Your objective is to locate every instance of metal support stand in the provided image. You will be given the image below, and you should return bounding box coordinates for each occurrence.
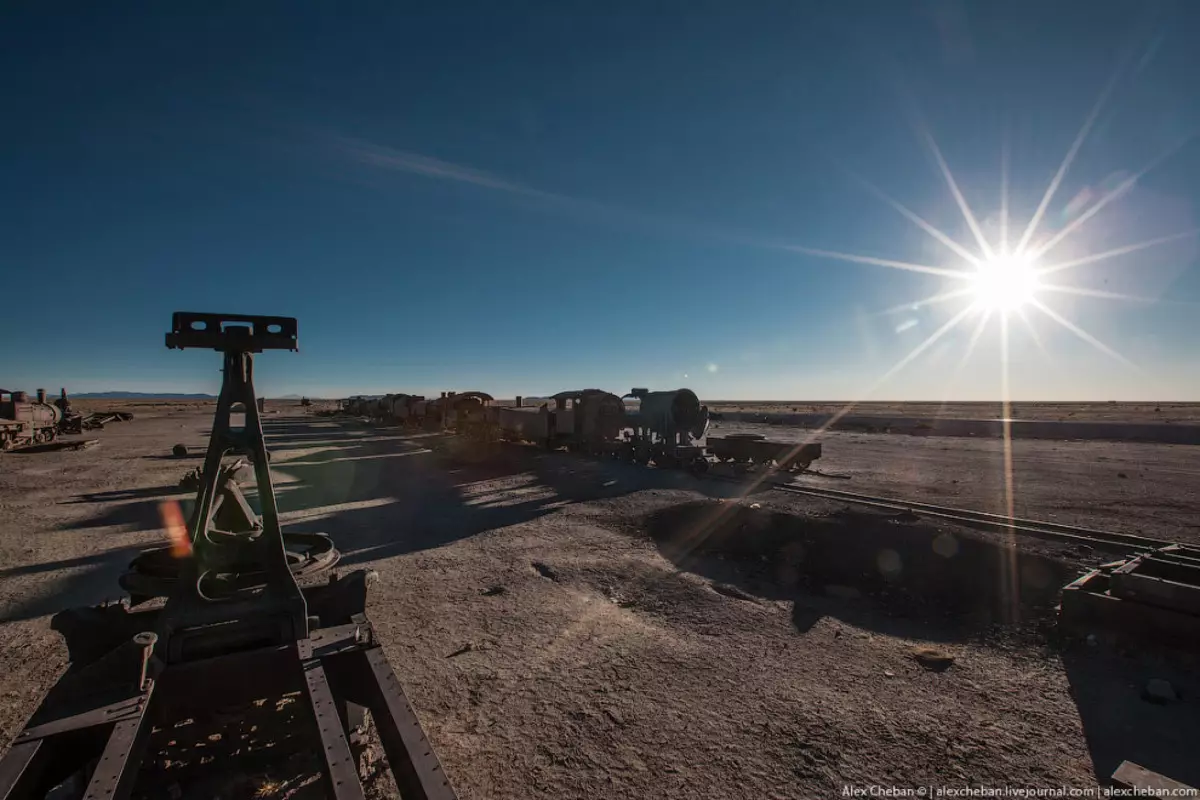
[0,313,458,800]
[157,314,309,663]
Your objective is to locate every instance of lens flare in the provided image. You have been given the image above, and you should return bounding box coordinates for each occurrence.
[159,500,192,558]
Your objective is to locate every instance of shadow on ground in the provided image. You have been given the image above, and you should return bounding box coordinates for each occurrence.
[66,485,189,504]
[0,547,144,623]
[642,500,1073,644]
[1063,645,1200,788]
[270,430,735,568]
[38,417,736,620]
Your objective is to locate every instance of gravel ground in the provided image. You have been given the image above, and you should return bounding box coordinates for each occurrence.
[1,406,1197,797]
[714,421,1200,543]
[705,401,1200,424]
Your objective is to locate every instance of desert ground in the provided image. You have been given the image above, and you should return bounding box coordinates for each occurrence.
[1,400,1198,797]
[705,401,1200,424]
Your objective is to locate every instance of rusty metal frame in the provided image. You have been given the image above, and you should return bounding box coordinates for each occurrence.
[0,313,458,800]
[1060,545,1200,649]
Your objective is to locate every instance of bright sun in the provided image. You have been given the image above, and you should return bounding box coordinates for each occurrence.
[970,254,1041,311]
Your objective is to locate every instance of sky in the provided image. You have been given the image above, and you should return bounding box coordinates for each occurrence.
[2,1,1199,401]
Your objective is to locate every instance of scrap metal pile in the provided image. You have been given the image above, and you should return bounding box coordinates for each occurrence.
[341,388,822,474]
[0,313,457,800]
[60,410,135,434]
[1061,543,1200,648]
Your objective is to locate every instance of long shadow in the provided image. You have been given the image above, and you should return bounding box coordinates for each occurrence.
[0,547,143,623]
[59,499,167,532]
[65,485,188,504]
[36,419,745,624]
[642,501,1072,644]
[272,437,568,564]
[268,424,726,567]
[1063,645,1200,787]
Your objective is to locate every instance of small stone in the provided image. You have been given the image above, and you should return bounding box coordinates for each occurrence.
[749,503,762,509]
[912,646,955,671]
[172,443,188,457]
[1117,472,1128,479]
[605,707,625,725]
[1143,678,1178,704]
[884,670,895,677]
[482,585,506,596]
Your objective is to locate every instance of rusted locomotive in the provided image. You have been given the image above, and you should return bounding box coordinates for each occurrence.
[489,389,627,452]
[344,386,822,473]
[0,388,62,450]
[363,390,494,432]
[485,387,820,472]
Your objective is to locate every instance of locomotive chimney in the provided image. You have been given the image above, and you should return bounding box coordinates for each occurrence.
[36,389,46,404]
[515,396,522,407]
[61,388,67,401]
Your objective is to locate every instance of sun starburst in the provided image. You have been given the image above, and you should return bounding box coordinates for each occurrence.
[757,55,1198,618]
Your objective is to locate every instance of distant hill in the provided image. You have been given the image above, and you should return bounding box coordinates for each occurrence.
[72,392,217,399]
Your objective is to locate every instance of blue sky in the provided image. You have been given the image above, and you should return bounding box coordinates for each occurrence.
[3,1,1198,401]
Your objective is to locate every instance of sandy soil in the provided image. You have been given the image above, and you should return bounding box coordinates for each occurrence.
[714,422,1200,543]
[706,401,1200,424]
[1,406,1197,797]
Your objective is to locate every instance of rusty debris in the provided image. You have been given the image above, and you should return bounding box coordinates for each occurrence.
[1060,544,1200,649]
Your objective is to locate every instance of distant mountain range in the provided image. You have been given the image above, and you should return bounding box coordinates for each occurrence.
[72,392,217,399]
[71,392,314,400]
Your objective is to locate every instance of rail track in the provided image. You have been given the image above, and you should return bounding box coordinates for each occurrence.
[353,416,1176,555]
[754,479,1173,553]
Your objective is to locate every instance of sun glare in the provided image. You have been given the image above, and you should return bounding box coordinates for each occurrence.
[970,254,1040,311]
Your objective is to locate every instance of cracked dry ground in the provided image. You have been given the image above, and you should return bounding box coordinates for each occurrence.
[1,409,1198,798]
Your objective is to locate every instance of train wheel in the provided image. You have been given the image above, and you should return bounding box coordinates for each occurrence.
[690,458,710,475]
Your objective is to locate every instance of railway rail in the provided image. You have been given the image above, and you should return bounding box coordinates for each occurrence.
[756,480,1173,553]
[345,406,1175,555]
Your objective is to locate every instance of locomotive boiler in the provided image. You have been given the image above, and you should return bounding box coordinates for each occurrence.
[619,388,710,469]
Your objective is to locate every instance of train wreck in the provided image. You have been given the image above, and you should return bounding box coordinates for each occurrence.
[347,386,822,475]
[0,388,134,451]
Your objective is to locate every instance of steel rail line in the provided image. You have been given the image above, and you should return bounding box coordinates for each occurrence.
[757,479,1172,553]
